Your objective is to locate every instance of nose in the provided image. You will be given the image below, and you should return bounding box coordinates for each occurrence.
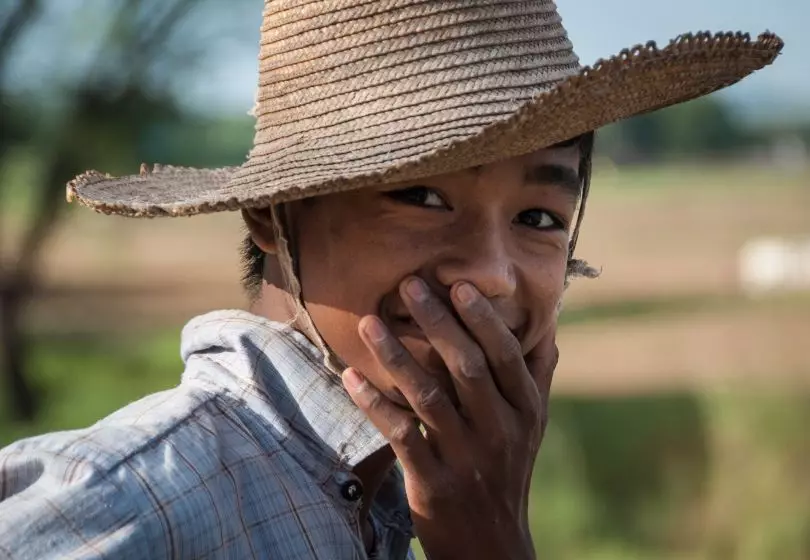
[434,224,517,300]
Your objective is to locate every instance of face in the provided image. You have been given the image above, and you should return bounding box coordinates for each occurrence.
[288,145,581,406]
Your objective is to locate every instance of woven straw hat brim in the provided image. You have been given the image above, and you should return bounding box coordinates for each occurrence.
[67,31,783,218]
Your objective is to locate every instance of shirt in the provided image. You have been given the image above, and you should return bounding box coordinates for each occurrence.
[0,310,414,559]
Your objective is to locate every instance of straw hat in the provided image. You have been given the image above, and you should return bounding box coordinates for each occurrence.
[66,0,783,218]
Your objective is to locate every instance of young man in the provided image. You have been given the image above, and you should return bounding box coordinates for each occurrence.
[0,1,782,559]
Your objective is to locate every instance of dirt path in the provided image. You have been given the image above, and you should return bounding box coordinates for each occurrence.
[556,298,810,394]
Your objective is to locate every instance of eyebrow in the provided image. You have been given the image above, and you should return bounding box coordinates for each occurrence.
[523,164,581,201]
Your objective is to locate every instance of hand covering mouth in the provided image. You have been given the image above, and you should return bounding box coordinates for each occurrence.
[386,308,527,347]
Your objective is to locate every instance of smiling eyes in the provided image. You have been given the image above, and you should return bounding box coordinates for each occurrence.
[386,186,446,209]
[383,186,564,231]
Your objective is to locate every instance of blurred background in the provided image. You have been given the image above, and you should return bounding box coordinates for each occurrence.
[0,1,808,558]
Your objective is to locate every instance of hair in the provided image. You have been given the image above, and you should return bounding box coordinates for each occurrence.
[566,131,600,282]
[240,131,598,298]
[241,232,267,299]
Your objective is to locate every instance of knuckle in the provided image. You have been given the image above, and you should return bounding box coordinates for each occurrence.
[459,295,486,321]
[416,384,447,410]
[382,342,410,370]
[365,389,384,411]
[497,336,523,368]
[468,297,494,322]
[456,349,488,379]
[481,416,506,442]
[422,299,447,329]
[487,415,521,447]
[388,420,417,445]
[426,472,457,499]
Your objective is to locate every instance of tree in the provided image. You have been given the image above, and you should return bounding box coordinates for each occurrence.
[597,96,750,164]
[0,0,44,422]
[0,0,252,421]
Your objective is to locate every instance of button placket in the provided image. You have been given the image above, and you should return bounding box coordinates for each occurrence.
[334,471,364,507]
[340,479,363,502]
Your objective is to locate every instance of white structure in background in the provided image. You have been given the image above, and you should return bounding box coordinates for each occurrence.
[739,237,810,295]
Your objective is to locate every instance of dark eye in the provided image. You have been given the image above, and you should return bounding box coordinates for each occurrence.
[516,209,563,231]
[384,186,449,209]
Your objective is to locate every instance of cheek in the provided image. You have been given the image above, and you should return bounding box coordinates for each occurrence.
[298,248,380,366]
[295,212,429,379]
[522,247,568,332]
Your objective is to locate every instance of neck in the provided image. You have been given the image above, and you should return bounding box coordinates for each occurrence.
[250,279,297,323]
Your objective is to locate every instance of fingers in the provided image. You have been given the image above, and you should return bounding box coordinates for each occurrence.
[525,330,558,398]
[341,367,437,471]
[357,315,464,440]
[399,278,502,415]
[449,282,540,413]
[524,329,559,434]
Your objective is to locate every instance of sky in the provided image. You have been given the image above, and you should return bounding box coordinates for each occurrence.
[9,0,809,123]
[189,0,809,123]
[561,0,810,122]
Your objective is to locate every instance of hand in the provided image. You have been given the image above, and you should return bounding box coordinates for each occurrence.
[341,277,559,560]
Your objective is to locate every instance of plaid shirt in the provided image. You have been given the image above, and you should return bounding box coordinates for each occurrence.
[0,310,414,559]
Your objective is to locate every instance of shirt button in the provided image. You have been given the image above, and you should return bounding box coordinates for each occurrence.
[340,480,363,502]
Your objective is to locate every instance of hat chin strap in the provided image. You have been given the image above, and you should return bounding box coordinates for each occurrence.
[269,204,347,377]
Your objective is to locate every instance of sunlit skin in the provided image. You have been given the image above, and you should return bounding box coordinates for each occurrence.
[245,143,581,558]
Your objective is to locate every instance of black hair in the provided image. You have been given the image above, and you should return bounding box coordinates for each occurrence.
[239,131,597,297]
[567,131,600,280]
[241,230,266,300]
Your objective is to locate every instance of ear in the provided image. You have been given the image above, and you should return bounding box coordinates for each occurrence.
[241,208,277,254]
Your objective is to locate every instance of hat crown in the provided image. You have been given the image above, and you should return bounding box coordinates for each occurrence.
[67,0,782,218]
[249,0,580,161]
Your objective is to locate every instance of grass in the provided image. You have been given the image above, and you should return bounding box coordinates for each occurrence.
[1,330,808,559]
[0,329,182,443]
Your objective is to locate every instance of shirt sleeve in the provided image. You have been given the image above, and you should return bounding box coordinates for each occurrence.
[0,442,170,560]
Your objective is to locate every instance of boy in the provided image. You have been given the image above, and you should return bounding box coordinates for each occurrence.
[0,1,782,558]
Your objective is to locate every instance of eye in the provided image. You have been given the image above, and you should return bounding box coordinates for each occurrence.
[516,209,564,231]
[384,186,450,210]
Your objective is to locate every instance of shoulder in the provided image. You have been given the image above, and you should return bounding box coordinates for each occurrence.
[2,383,217,474]
[0,383,256,559]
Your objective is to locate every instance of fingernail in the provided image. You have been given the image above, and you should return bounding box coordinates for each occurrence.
[343,368,365,390]
[456,283,477,305]
[405,278,428,302]
[405,278,428,301]
[364,317,387,342]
